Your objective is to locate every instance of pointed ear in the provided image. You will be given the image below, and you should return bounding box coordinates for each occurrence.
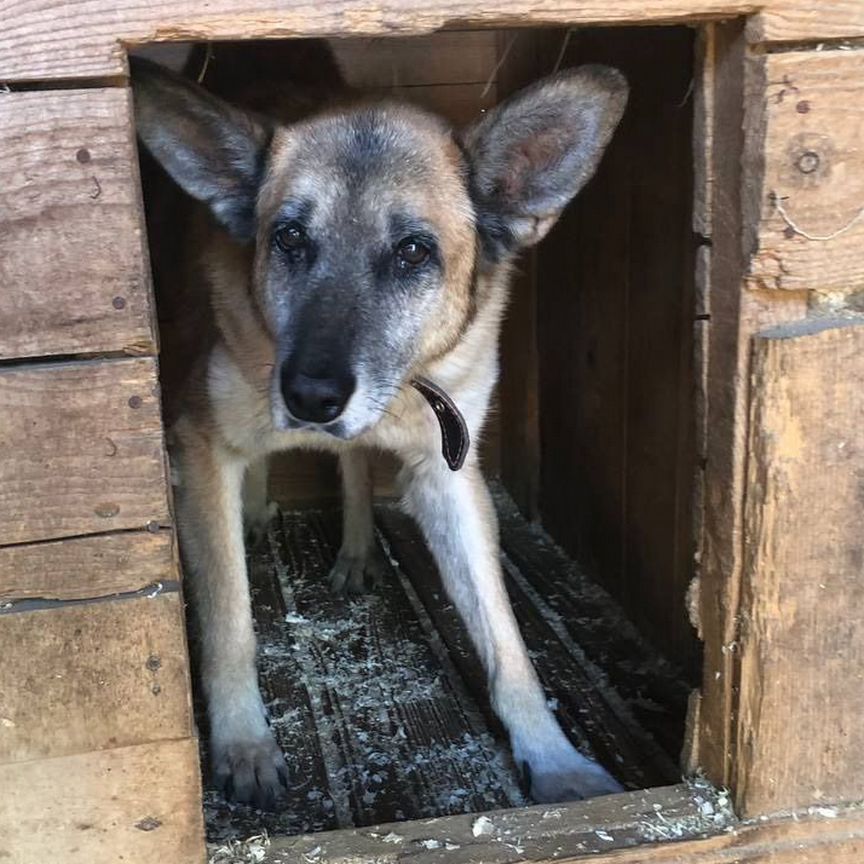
[461,65,627,260]
[130,56,272,242]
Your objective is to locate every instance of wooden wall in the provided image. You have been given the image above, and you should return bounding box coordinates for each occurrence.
[496,27,700,674]
[0,76,204,864]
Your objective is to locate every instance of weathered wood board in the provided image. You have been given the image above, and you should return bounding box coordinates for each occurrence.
[0,738,205,864]
[1,1,863,84]
[264,797,864,863]
[0,356,170,545]
[746,49,864,295]
[0,592,193,764]
[265,782,737,864]
[734,319,864,817]
[0,88,154,360]
[0,529,176,603]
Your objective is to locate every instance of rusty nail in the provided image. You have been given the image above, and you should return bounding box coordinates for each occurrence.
[76,147,91,164]
[795,100,810,114]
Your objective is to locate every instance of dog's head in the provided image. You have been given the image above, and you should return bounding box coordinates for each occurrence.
[132,56,626,439]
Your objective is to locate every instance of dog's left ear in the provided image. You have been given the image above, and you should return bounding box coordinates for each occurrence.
[461,65,627,261]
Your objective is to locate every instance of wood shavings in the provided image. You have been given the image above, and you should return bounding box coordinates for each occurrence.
[208,832,270,864]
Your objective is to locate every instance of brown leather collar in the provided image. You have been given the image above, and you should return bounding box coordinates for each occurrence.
[411,376,470,471]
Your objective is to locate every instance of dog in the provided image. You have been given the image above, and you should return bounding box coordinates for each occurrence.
[131,40,627,811]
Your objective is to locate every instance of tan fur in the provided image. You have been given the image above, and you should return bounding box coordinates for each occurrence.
[137,48,627,808]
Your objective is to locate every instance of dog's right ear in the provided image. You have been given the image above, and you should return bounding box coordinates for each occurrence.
[130,56,272,242]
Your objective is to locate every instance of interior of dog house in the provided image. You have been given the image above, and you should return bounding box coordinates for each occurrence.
[1,3,864,863]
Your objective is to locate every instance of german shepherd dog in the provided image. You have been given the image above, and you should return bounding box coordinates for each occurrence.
[132,40,627,811]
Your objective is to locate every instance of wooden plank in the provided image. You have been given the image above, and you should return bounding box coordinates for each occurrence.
[0,356,171,545]
[0,88,155,360]
[496,30,542,518]
[203,527,340,840]
[330,31,498,88]
[2,2,863,85]
[745,49,864,295]
[733,319,864,816]
[265,781,737,863]
[265,795,864,863]
[0,593,194,764]
[0,738,205,864]
[0,530,176,603]
[695,20,811,789]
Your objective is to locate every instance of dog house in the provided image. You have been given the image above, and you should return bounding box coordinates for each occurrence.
[1,2,864,862]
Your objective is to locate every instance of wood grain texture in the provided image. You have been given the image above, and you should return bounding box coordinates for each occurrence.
[267,782,737,863]
[745,49,864,294]
[733,319,864,817]
[0,357,171,545]
[267,791,864,864]
[0,738,205,864]
[536,27,698,670]
[0,530,176,603]
[0,88,155,360]
[2,2,864,84]
[0,592,194,764]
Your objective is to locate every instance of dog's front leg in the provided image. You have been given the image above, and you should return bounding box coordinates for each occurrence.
[242,455,278,546]
[330,448,385,594]
[403,460,623,802]
[174,428,287,808]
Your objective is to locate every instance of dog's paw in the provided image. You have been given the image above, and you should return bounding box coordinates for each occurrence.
[515,725,623,803]
[244,500,279,548]
[524,754,623,802]
[329,545,386,594]
[211,731,289,811]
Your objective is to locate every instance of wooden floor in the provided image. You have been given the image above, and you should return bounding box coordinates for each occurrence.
[203,490,691,843]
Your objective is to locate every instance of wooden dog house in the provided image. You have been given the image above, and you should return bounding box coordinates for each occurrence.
[2,2,864,863]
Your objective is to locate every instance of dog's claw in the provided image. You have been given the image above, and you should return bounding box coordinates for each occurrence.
[329,546,386,594]
[212,733,288,811]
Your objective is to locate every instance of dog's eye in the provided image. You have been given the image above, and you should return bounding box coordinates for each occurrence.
[273,221,307,254]
[396,237,431,271]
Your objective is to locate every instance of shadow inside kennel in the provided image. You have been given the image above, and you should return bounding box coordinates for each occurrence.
[134,22,699,844]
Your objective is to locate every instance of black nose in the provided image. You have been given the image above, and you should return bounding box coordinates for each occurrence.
[281,364,356,424]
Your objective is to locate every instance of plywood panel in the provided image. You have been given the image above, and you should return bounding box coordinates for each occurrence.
[734,319,864,816]
[0,530,176,603]
[746,50,864,294]
[0,738,205,864]
[2,2,863,85]
[0,357,170,545]
[0,592,193,764]
[0,88,155,360]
